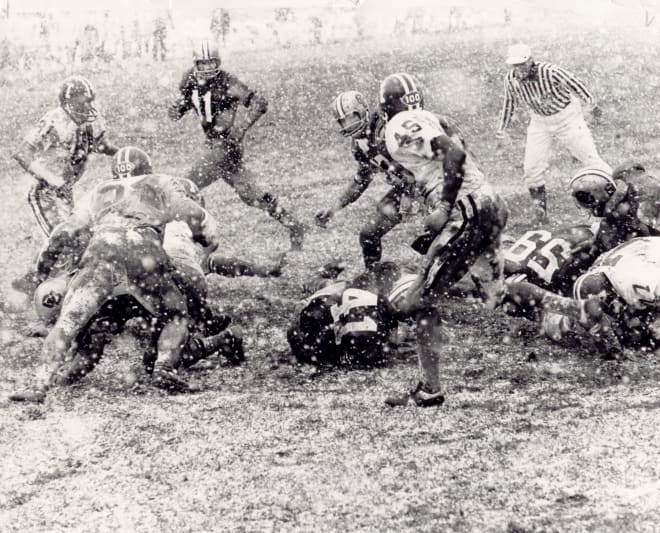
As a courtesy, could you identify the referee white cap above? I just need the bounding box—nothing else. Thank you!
[506,43,532,65]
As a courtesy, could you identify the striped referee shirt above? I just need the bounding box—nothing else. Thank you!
[497,61,595,131]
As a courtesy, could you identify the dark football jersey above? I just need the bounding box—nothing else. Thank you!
[172,68,254,140]
[504,226,596,295]
[351,110,413,189]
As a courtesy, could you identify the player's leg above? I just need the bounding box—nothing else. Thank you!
[184,142,233,189]
[230,166,305,251]
[523,118,553,224]
[33,263,115,394]
[181,326,245,368]
[359,187,404,269]
[206,252,284,277]
[26,182,71,236]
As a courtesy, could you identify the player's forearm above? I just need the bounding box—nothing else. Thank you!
[13,149,65,188]
[239,93,268,134]
[168,97,191,120]
[338,178,369,208]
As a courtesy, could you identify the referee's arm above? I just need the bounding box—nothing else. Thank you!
[496,76,516,134]
[551,65,596,106]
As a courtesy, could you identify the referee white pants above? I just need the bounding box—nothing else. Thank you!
[523,98,611,189]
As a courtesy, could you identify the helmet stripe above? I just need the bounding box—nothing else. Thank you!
[395,73,416,94]
[569,167,615,188]
[335,93,346,118]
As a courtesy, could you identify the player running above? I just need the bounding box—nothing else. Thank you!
[371,73,507,407]
[169,39,305,250]
[12,75,118,235]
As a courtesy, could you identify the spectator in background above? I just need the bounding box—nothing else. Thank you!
[210,9,231,46]
[152,13,170,61]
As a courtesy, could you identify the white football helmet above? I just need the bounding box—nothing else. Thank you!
[332,91,369,137]
[34,275,69,324]
[569,167,616,217]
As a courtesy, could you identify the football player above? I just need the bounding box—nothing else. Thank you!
[571,236,660,351]
[8,168,224,402]
[288,261,403,368]
[12,75,118,236]
[168,39,305,251]
[502,236,660,357]
[379,73,509,407]
[16,269,243,397]
[503,224,597,297]
[314,89,417,269]
[565,164,660,274]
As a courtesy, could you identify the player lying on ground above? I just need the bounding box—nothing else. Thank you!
[288,261,413,369]
[8,164,224,402]
[502,237,660,358]
[375,73,508,408]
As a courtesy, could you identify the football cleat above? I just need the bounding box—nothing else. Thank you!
[218,327,245,366]
[384,381,445,408]
[151,362,190,393]
[8,388,47,403]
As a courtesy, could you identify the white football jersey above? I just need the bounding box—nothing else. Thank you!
[585,237,660,310]
[384,109,486,207]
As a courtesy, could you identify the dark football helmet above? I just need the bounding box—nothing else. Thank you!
[111,146,153,179]
[569,167,616,217]
[193,39,221,82]
[59,75,98,124]
[332,90,369,137]
[379,72,423,120]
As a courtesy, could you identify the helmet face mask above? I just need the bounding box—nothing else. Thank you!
[569,168,616,217]
[379,73,423,120]
[59,76,98,124]
[112,146,153,179]
[332,91,369,138]
[193,40,221,83]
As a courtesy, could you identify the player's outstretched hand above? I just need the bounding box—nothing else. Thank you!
[314,210,334,228]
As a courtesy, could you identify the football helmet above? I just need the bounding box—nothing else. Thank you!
[193,39,221,82]
[379,73,423,120]
[569,167,616,217]
[332,91,369,137]
[59,75,98,124]
[111,146,153,179]
[34,275,68,325]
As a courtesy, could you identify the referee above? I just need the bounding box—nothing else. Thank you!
[495,43,611,224]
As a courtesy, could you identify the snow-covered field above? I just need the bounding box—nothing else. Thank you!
[1,12,660,532]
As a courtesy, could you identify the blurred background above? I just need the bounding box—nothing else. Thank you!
[1,0,660,73]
